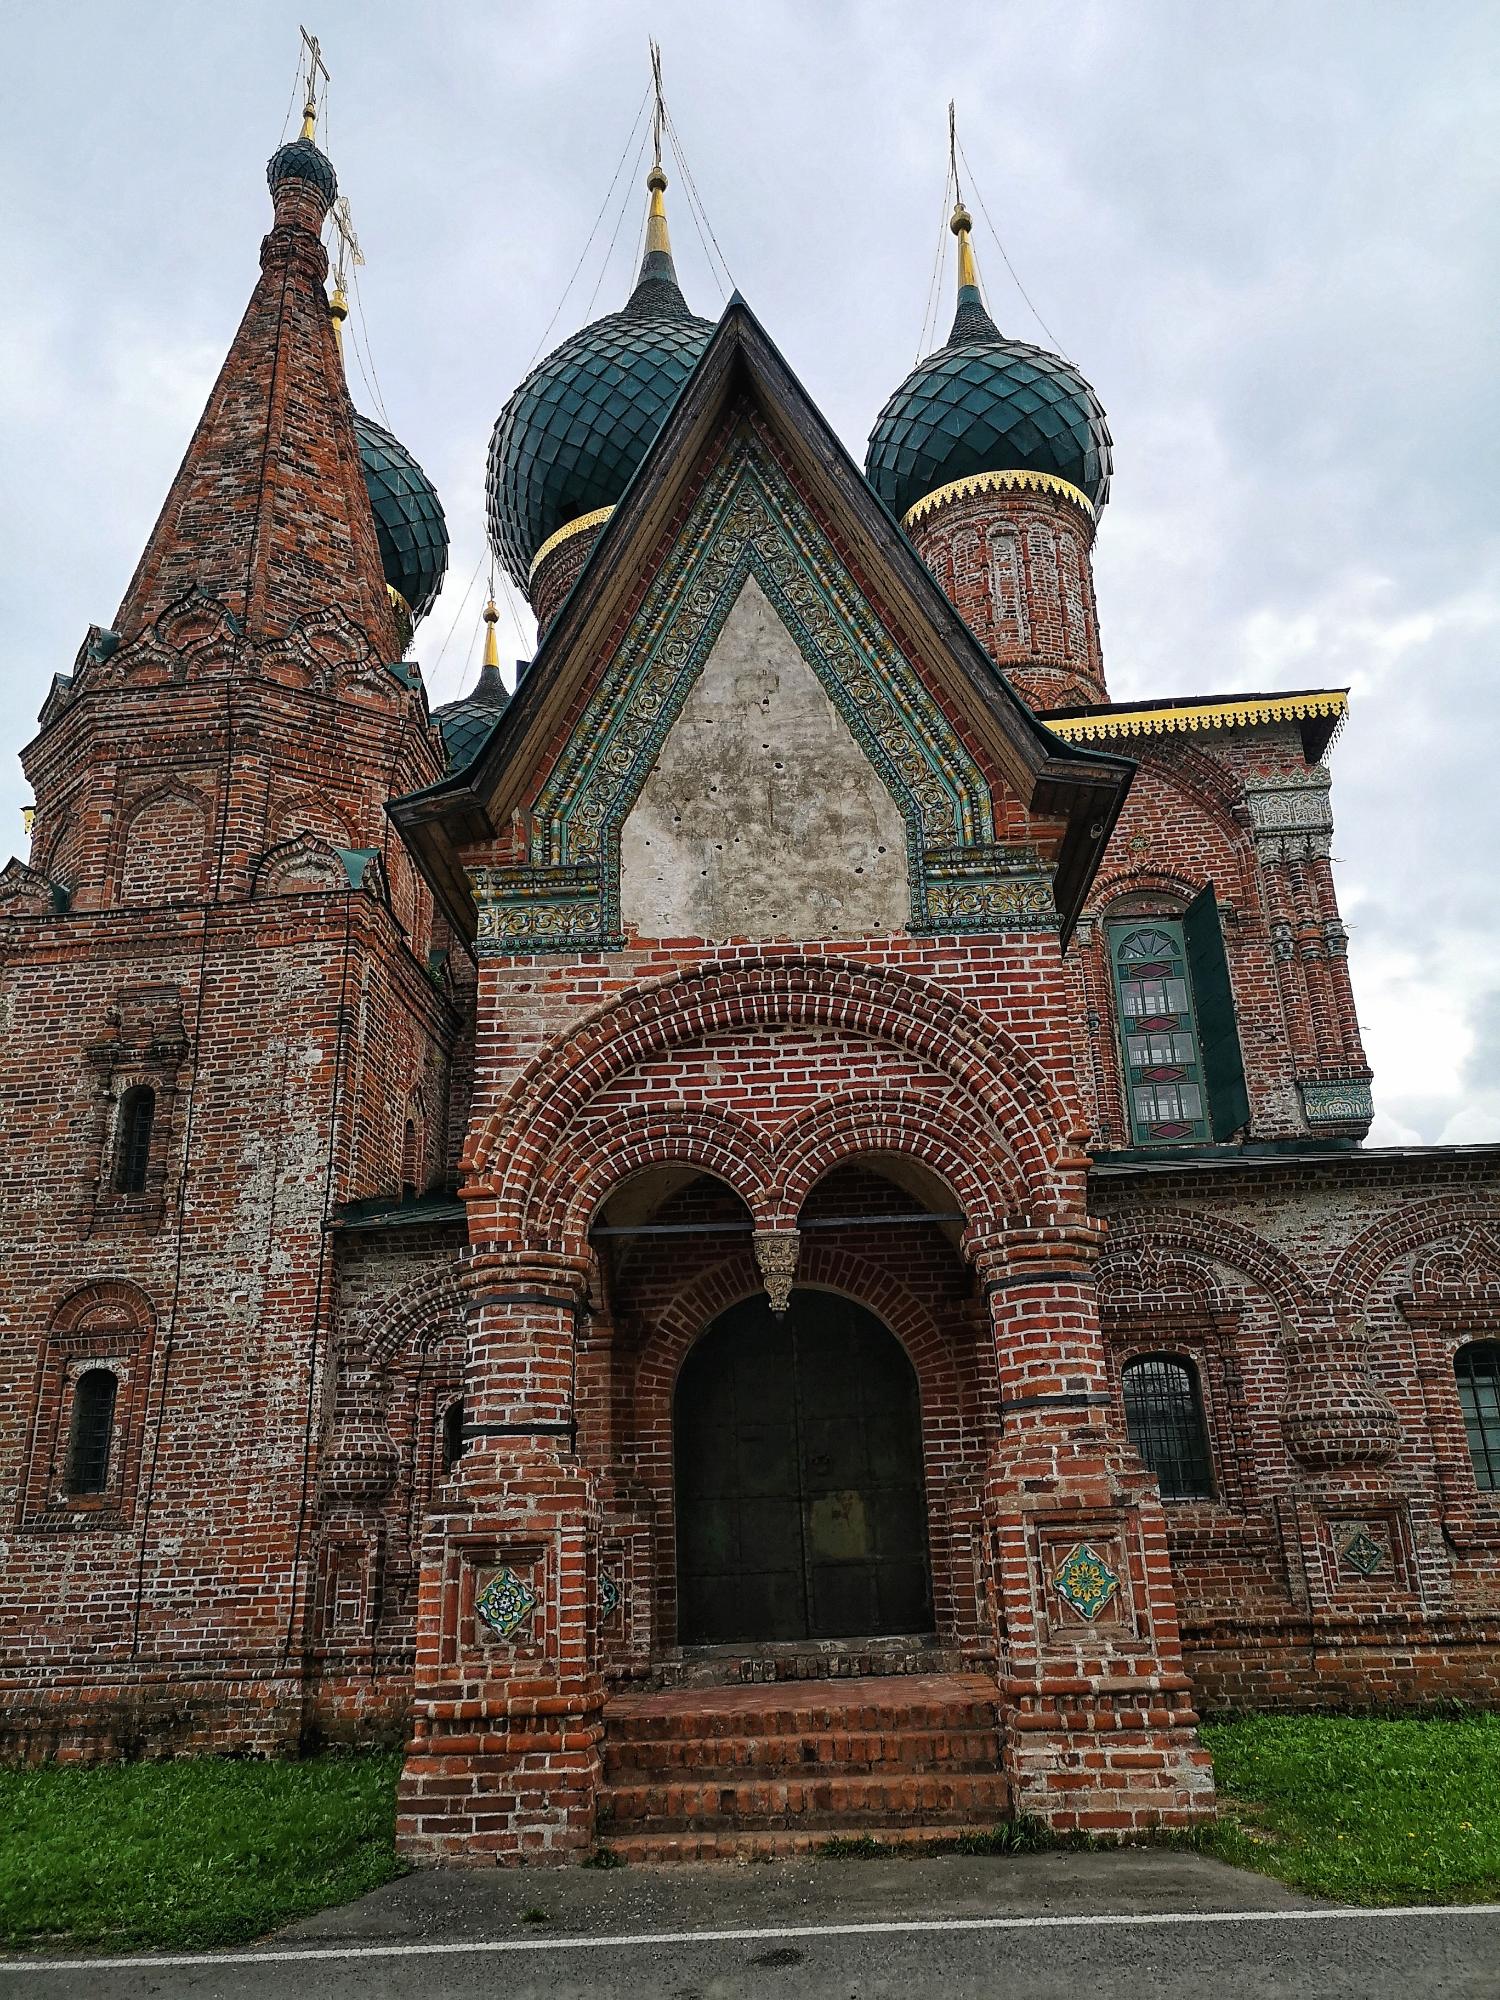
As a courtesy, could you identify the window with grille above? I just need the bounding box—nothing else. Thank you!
[1121,1355,1214,1499]
[442,1397,466,1472]
[1456,1342,1500,1491]
[65,1369,118,1495]
[115,1086,155,1194]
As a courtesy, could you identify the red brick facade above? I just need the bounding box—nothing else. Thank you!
[2,129,1496,1868]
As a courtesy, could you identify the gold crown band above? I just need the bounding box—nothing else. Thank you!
[902,467,1096,528]
[528,506,615,583]
[1047,691,1348,745]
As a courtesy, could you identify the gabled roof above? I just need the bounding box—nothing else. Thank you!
[389,297,1133,947]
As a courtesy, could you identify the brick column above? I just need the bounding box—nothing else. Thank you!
[396,1250,604,1865]
[980,1227,1214,1833]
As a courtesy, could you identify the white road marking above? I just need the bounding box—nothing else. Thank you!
[4,1902,1499,1974]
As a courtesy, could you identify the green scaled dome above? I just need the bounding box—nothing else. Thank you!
[266,136,338,208]
[486,167,713,590]
[866,210,1111,521]
[354,413,449,624]
[431,603,511,770]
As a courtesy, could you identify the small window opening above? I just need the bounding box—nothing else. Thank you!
[66,1368,118,1495]
[1456,1342,1500,1491]
[401,1119,418,1199]
[1122,1354,1214,1499]
[442,1397,466,1472]
[115,1086,155,1194]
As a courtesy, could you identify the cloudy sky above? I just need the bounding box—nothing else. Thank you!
[3,2,1497,1143]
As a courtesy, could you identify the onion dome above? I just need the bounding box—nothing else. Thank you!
[431,599,511,770]
[267,88,338,207]
[866,202,1111,523]
[353,413,449,625]
[266,136,338,207]
[486,164,713,590]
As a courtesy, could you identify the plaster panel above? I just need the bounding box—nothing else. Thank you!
[620,575,909,940]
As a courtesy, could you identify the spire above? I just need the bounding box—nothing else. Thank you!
[482,595,502,674]
[623,42,691,321]
[945,104,999,346]
[111,68,399,660]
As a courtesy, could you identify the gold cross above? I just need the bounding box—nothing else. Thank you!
[331,195,364,287]
[299,25,330,133]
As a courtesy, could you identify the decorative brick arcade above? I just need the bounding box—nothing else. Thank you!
[2,99,1498,1866]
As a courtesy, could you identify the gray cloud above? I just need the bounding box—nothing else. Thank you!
[3,0,1496,1139]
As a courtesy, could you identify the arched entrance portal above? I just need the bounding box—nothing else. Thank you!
[674,1290,932,1645]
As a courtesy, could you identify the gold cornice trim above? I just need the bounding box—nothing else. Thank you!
[902,467,1095,528]
[1046,691,1349,745]
[528,507,615,582]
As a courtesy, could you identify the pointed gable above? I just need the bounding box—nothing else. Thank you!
[391,301,1133,947]
[111,159,399,660]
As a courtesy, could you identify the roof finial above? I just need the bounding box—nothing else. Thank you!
[482,588,501,672]
[948,101,981,302]
[299,25,329,141]
[624,41,690,317]
[645,39,672,258]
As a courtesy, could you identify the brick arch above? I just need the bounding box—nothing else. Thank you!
[769,1088,1015,1234]
[1098,1210,1315,1322]
[1098,749,1255,908]
[1328,1197,1500,1309]
[49,1277,156,1336]
[366,1259,475,1372]
[469,956,1074,1217]
[1097,1244,1231,1316]
[1090,864,1206,914]
[628,1240,978,1651]
[525,1104,776,1245]
[118,783,211,905]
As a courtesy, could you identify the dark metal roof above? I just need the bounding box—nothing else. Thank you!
[355,413,449,622]
[866,287,1112,518]
[1092,1140,1500,1179]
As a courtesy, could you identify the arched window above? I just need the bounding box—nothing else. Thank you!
[66,1369,117,1494]
[115,1086,155,1194]
[441,1397,465,1472]
[1107,887,1248,1147]
[1122,1355,1214,1499]
[1456,1342,1500,1491]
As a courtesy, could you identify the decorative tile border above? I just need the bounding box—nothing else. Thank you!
[470,421,1054,954]
[1300,1080,1374,1128]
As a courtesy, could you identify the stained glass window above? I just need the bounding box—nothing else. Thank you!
[1108,922,1212,1145]
[66,1368,117,1495]
[1456,1342,1500,1491]
[1122,1355,1214,1499]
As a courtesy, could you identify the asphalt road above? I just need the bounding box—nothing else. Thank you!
[3,1852,1498,1999]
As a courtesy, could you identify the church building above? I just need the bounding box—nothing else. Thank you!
[2,76,1498,1865]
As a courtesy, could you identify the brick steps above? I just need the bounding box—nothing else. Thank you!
[598,1671,1010,1857]
[607,1823,993,1864]
[606,1727,999,1773]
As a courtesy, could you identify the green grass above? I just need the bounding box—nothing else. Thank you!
[1198,1713,1500,1905]
[0,1753,405,1953]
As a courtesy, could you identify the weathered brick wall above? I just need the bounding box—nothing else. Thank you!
[910,482,1106,710]
[0,888,460,1759]
[1094,1153,1500,1708]
[1067,722,1369,1148]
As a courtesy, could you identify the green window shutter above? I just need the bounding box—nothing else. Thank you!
[1183,883,1249,1140]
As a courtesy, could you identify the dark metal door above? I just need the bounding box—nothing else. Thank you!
[675,1290,932,1645]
